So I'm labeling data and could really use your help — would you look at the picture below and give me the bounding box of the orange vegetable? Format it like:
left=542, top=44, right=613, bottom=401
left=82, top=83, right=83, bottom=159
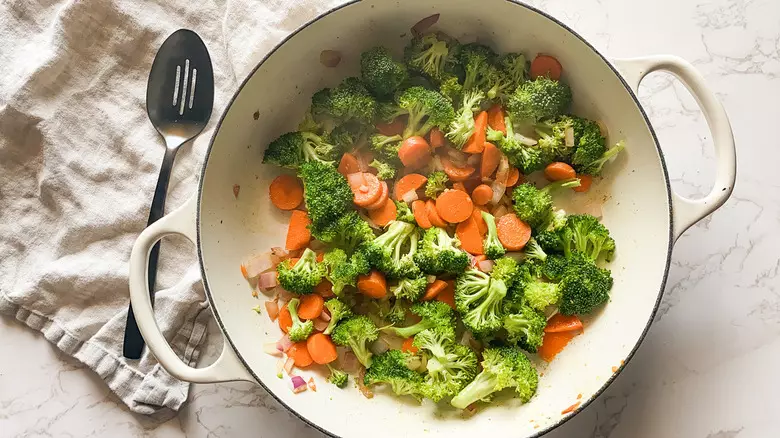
left=314, top=280, right=335, bottom=298
left=401, top=337, right=419, bottom=354
left=306, top=333, right=338, bottom=365
left=428, top=127, right=445, bottom=149
left=298, top=294, right=325, bottom=320
left=285, top=210, right=312, bottom=251
left=496, top=213, right=531, bottom=250
left=422, top=279, right=448, bottom=301
left=412, top=200, right=433, bottom=229
left=544, top=314, right=584, bottom=333
left=462, top=111, right=488, bottom=154
left=544, top=162, right=577, bottom=181
left=441, top=156, right=476, bottom=182
left=357, top=270, right=387, bottom=299
left=538, top=330, right=580, bottom=363
left=480, top=142, right=501, bottom=179
left=398, top=136, right=431, bottom=170
left=368, top=196, right=397, bottom=227
left=269, top=175, right=304, bottom=210
left=487, top=105, right=506, bottom=135
left=349, top=172, right=383, bottom=207
left=435, top=190, right=473, bottom=223
left=573, top=174, right=593, bottom=193
left=561, top=402, right=581, bottom=415
left=376, top=116, right=406, bottom=136
left=278, top=305, right=292, bottom=333
left=365, top=181, right=389, bottom=211
left=394, top=173, right=428, bottom=201
left=471, top=184, right=493, bottom=206
left=452, top=182, right=467, bottom=192
left=337, top=153, right=361, bottom=177
left=425, top=200, right=448, bottom=228
left=456, top=216, right=484, bottom=255
left=288, top=342, right=314, bottom=367
left=436, top=280, right=456, bottom=309
left=506, top=167, right=522, bottom=187
left=530, top=54, right=563, bottom=80
left=472, top=206, right=488, bottom=235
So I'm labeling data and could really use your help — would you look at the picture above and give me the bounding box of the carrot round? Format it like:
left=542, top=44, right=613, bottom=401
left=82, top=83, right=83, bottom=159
left=286, top=210, right=312, bottom=251
left=428, top=127, right=446, bottom=149
left=269, top=175, right=304, bottom=210
left=496, top=213, right=531, bottom=250
left=422, top=279, right=447, bottom=301
left=441, top=157, right=475, bottom=182
left=398, top=136, right=431, bottom=170
left=506, top=167, right=522, bottom=187
left=298, top=294, right=325, bottom=320
left=530, top=54, right=563, bottom=80
left=368, top=196, right=397, bottom=227
left=306, top=333, right=338, bottom=364
left=544, top=314, right=584, bottom=333
left=376, top=116, right=406, bottom=136
left=435, top=190, right=473, bottom=223
left=425, top=200, right=448, bottom=228
left=471, top=184, right=493, bottom=206
left=411, top=200, right=432, bottom=229
left=288, top=342, right=314, bottom=367
left=436, top=280, right=456, bottom=309
left=394, top=173, right=428, bottom=201
left=357, top=270, right=387, bottom=299
left=278, top=305, right=292, bottom=333
left=401, top=337, right=419, bottom=354
left=462, top=111, right=488, bottom=154
left=472, top=206, right=487, bottom=235
left=314, top=280, right=335, bottom=298
left=481, top=142, right=501, bottom=179
left=544, top=162, right=577, bottom=181
left=487, top=105, right=506, bottom=135
left=365, top=181, right=389, bottom=211
left=456, top=216, right=484, bottom=255
left=349, top=172, right=382, bottom=207
left=538, top=330, right=579, bottom=363
left=573, top=174, right=593, bottom=193
left=337, top=153, right=361, bottom=177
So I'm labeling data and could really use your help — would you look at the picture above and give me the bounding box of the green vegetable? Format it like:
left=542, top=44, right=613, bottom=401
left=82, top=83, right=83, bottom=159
left=507, top=76, right=572, bottom=123
left=457, top=43, right=497, bottom=92
left=424, top=170, right=449, bottom=199
left=558, top=253, right=613, bottom=315
left=391, top=276, right=428, bottom=302
left=541, top=253, right=569, bottom=281
left=364, top=350, right=426, bottom=400
left=361, top=46, right=409, bottom=98
left=286, top=298, right=314, bottom=342
left=323, top=298, right=354, bottom=335
left=369, top=133, right=403, bottom=163
left=558, top=214, right=616, bottom=262
left=446, top=89, right=485, bottom=148
left=322, top=249, right=358, bottom=296
left=276, top=248, right=325, bottom=295
left=503, top=305, right=547, bottom=352
left=574, top=141, right=625, bottom=176
left=326, top=364, right=349, bottom=388
left=394, top=201, right=416, bottom=224
left=523, top=278, right=561, bottom=312
left=312, top=211, right=375, bottom=254
left=414, top=227, right=470, bottom=275
left=511, top=179, right=580, bottom=231
left=311, top=77, right=377, bottom=125
left=404, top=34, right=453, bottom=81
left=331, top=315, right=379, bottom=368
left=298, top=161, right=352, bottom=229
left=262, top=131, right=338, bottom=168
left=376, top=100, right=409, bottom=124
left=450, top=346, right=538, bottom=409
left=363, top=220, right=421, bottom=278
left=413, top=328, right=478, bottom=401
left=497, top=53, right=528, bottom=95
left=369, top=159, right=396, bottom=180
left=486, top=116, right=545, bottom=174
left=374, top=297, right=410, bottom=324
left=397, top=86, right=456, bottom=139
left=524, top=237, right=547, bottom=263
left=481, top=211, right=506, bottom=260
left=386, top=301, right=455, bottom=339
left=455, top=258, right=519, bottom=336
left=439, top=73, right=464, bottom=104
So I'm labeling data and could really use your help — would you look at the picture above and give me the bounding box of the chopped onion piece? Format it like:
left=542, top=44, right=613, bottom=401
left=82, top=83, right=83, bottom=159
left=308, top=377, right=317, bottom=392
left=264, top=343, right=282, bottom=356
left=490, top=182, right=506, bottom=205
left=276, top=358, right=285, bottom=378
left=401, top=190, right=418, bottom=203
left=411, top=13, right=440, bottom=36
left=514, top=133, right=538, bottom=146
left=468, top=253, right=479, bottom=269
left=284, top=357, right=295, bottom=375
left=319, top=50, right=341, bottom=67
left=291, top=375, right=307, bottom=393
left=276, top=288, right=295, bottom=303
left=357, top=368, right=374, bottom=399
left=467, top=154, right=481, bottom=167
left=257, top=271, right=279, bottom=290
left=320, top=309, right=331, bottom=322
left=478, top=260, right=494, bottom=272
left=277, top=334, right=294, bottom=352
left=313, top=317, right=329, bottom=332
left=495, top=155, right=510, bottom=184
left=379, top=332, right=404, bottom=350
left=431, top=155, right=444, bottom=171
left=242, top=253, right=272, bottom=279
left=493, top=205, right=508, bottom=219
left=339, top=350, right=360, bottom=374
left=426, top=275, right=437, bottom=284
left=265, top=300, right=280, bottom=321
left=269, top=247, right=289, bottom=266
left=564, top=127, right=575, bottom=147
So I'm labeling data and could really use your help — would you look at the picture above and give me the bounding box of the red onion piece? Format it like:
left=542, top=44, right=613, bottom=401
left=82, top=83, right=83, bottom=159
left=291, top=375, right=307, bottom=393
left=478, top=260, right=494, bottom=272
left=257, top=271, right=279, bottom=290
left=320, top=310, right=331, bottom=322
left=265, top=300, right=280, bottom=321
left=242, top=253, right=272, bottom=279
left=319, top=50, right=341, bottom=67
left=264, top=342, right=282, bottom=356
left=468, top=253, right=479, bottom=269
left=401, top=190, right=418, bottom=203
left=270, top=247, right=290, bottom=266
left=313, top=318, right=329, bottom=332
left=284, top=357, right=295, bottom=375
left=276, top=358, right=285, bottom=377
left=411, top=14, right=440, bottom=36
left=277, top=334, right=294, bottom=352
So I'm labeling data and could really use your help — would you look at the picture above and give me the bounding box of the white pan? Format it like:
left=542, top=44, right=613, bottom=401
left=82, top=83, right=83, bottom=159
left=128, top=1, right=736, bottom=436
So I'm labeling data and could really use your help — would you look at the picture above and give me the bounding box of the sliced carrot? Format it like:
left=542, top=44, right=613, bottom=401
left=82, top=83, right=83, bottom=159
left=481, top=142, right=501, bottom=179
left=306, top=333, right=338, bottom=365
left=456, top=216, right=484, bottom=255
left=487, top=105, right=506, bottom=135
left=573, top=174, right=593, bottom=193
left=544, top=162, right=576, bottom=181
left=365, top=181, right=389, bottom=211
left=435, top=190, right=473, bottom=224
left=394, top=173, right=428, bottom=201
left=401, top=337, right=419, bottom=354
left=288, top=341, right=314, bottom=367
left=338, top=153, right=361, bottom=177
left=398, top=136, right=431, bottom=170
left=368, top=196, right=397, bottom=227
left=298, top=294, right=325, bottom=320
left=349, top=172, right=383, bottom=207
left=452, top=182, right=467, bottom=192
left=462, top=111, right=488, bottom=154
left=538, top=330, right=580, bottom=363
left=471, top=184, right=493, bottom=206
left=357, top=270, right=387, bottom=299
left=314, top=280, right=335, bottom=298
left=422, top=279, right=447, bottom=301
left=545, top=314, right=584, bottom=333
left=441, top=156, right=476, bottom=182
left=496, top=213, right=531, bottom=251
left=286, top=210, right=312, bottom=251
left=561, top=402, right=581, bottom=415
left=412, top=200, right=433, bottom=229
left=428, top=127, right=445, bottom=149
left=376, top=116, right=406, bottom=136
left=436, top=280, right=456, bottom=309
left=472, top=206, right=487, bottom=236
left=425, top=199, right=448, bottom=228
left=530, top=54, right=563, bottom=80
left=269, top=175, right=304, bottom=211
left=278, top=305, right=292, bottom=333
left=506, top=167, right=522, bottom=187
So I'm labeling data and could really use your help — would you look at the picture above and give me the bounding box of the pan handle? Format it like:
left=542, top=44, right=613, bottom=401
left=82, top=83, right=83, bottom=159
left=128, top=194, right=255, bottom=383
left=613, top=56, right=736, bottom=241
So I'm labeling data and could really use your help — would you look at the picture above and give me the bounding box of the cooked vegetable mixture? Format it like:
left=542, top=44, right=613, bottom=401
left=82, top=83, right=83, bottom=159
left=246, top=29, right=623, bottom=411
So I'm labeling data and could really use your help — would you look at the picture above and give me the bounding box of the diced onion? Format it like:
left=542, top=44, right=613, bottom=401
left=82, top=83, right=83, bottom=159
left=242, top=254, right=272, bottom=279
left=339, top=350, right=360, bottom=374
left=447, top=148, right=468, bottom=164
left=257, top=271, right=278, bottom=290
left=514, top=133, right=538, bottom=146
left=495, top=155, right=510, bottom=184
left=270, top=247, right=290, bottom=266
left=426, top=275, right=437, bottom=284
left=291, top=375, right=307, bottom=393
left=379, top=332, right=404, bottom=350
left=493, top=205, right=508, bottom=219
left=401, top=190, right=418, bottom=203
left=264, top=342, right=282, bottom=356
left=478, top=260, right=494, bottom=272
left=313, top=317, right=329, bottom=332
left=357, top=368, right=374, bottom=399
left=320, top=309, right=331, bottom=322
left=564, top=127, right=575, bottom=147
left=370, top=338, right=391, bottom=355
left=265, top=300, right=280, bottom=321
left=276, top=287, right=295, bottom=303
left=467, top=154, right=481, bottom=167
left=319, top=50, right=341, bottom=67
left=284, top=357, right=295, bottom=375
left=431, top=155, right=444, bottom=171
left=468, top=253, right=479, bottom=269
left=276, top=358, right=286, bottom=378
left=277, top=334, right=294, bottom=352
left=307, top=377, right=317, bottom=392
left=490, top=182, right=506, bottom=205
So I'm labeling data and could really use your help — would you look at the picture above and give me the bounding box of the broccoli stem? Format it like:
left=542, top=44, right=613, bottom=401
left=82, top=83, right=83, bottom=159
left=351, top=339, right=373, bottom=368
left=389, top=320, right=434, bottom=339
left=451, top=371, right=498, bottom=409
left=541, top=178, right=581, bottom=194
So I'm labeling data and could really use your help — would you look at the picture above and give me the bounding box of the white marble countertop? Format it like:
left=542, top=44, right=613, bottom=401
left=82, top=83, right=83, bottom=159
left=2, top=0, right=778, bottom=436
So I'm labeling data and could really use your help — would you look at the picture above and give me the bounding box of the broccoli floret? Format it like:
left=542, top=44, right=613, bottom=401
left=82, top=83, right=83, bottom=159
left=503, top=305, right=546, bottom=352
left=507, top=76, right=572, bottom=123
left=568, top=117, right=607, bottom=171
left=262, top=131, right=338, bottom=168
left=286, top=298, right=315, bottom=342
left=322, top=249, right=358, bottom=296
left=298, top=161, right=353, bottom=228
left=450, top=346, right=538, bottom=409
left=487, top=116, right=545, bottom=174
left=326, top=363, right=349, bottom=388
left=523, top=277, right=561, bottom=312
left=424, top=170, right=449, bottom=199
left=524, top=237, right=547, bottom=263
left=311, top=77, right=377, bottom=125
left=394, top=201, right=416, bottom=224
left=369, top=159, right=396, bottom=180
left=276, top=248, right=325, bottom=295
left=386, top=301, right=455, bottom=339
left=575, top=141, right=625, bottom=176
left=534, top=116, right=576, bottom=163
left=498, top=53, right=528, bottom=94
left=535, top=210, right=567, bottom=254
left=375, top=100, right=409, bottom=124
left=541, top=253, right=568, bottom=281
left=481, top=211, right=506, bottom=260
left=374, top=297, right=410, bottom=324
left=511, top=179, right=581, bottom=231
left=363, top=220, right=421, bottom=278
left=361, top=46, right=409, bottom=98
left=445, top=89, right=485, bottom=148
left=558, top=254, right=614, bottom=315
left=369, top=133, right=403, bottom=163
left=457, top=43, right=497, bottom=92
left=413, top=227, right=470, bottom=275
left=322, top=298, right=353, bottom=335
left=439, top=73, right=464, bottom=104
left=397, top=86, right=455, bottom=139
left=312, top=211, right=376, bottom=254
left=558, top=214, right=616, bottom=262
left=404, top=34, right=453, bottom=81
left=413, top=329, right=478, bottom=401
left=364, top=350, right=426, bottom=400
left=298, top=110, right=323, bottom=134
left=331, top=315, right=379, bottom=368
left=391, top=276, right=428, bottom=302
left=455, top=259, right=517, bottom=336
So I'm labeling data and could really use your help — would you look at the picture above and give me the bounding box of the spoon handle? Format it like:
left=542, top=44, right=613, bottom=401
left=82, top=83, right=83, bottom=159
left=123, top=146, right=178, bottom=359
